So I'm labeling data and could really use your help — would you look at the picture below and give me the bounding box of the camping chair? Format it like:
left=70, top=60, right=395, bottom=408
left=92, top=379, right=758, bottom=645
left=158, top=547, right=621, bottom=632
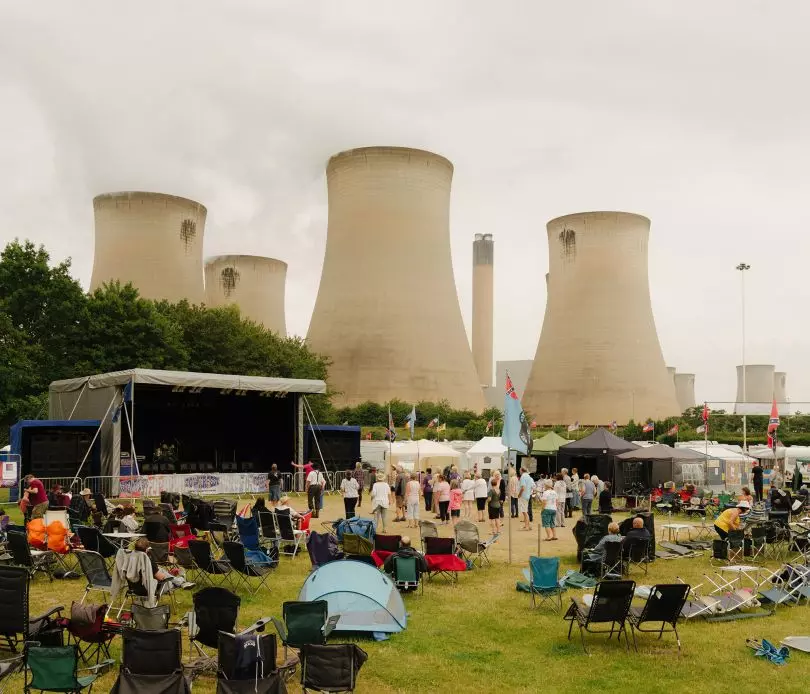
left=565, top=579, right=635, bottom=654
left=272, top=600, right=339, bottom=662
left=207, top=522, right=229, bottom=552
left=523, top=556, right=563, bottom=612
left=423, top=536, right=466, bottom=585
left=276, top=513, right=306, bottom=558
left=0, top=654, right=23, bottom=693
left=392, top=555, right=423, bottom=594
left=622, top=537, right=650, bottom=576
left=213, top=500, right=237, bottom=528
left=188, top=540, right=233, bottom=588
left=257, top=511, right=280, bottom=549
left=131, top=604, right=171, bottom=631
left=628, top=584, right=690, bottom=651
left=0, top=566, right=65, bottom=652
left=418, top=520, right=438, bottom=552
left=124, top=564, right=177, bottom=618
left=23, top=644, right=107, bottom=694
left=186, top=587, right=241, bottom=672
left=727, top=529, right=745, bottom=564
left=63, top=602, right=116, bottom=665
left=143, top=519, right=170, bottom=544
left=757, top=564, right=810, bottom=609
left=172, top=546, right=197, bottom=581
left=217, top=626, right=280, bottom=693
left=6, top=531, right=56, bottom=582
left=162, top=492, right=180, bottom=510
left=749, top=525, right=768, bottom=563
left=300, top=643, right=368, bottom=694
left=111, top=627, right=190, bottom=694
left=74, top=551, right=117, bottom=611
left=307, top=532, right=343, bottom=569
left=168, top=524, right=194, bottom=552
left=601, top=542, right=624, bottom=579
left=75, top=527, right=117, bottom=565
left=222, top=541, right=274, bottom=594
left=371, top=534, right=401, bottom=568
left=454, top=520, right=495, bottom=568
left=342, top=533, right=374, bottom=566
left=94, top=494, right=110, bottom=518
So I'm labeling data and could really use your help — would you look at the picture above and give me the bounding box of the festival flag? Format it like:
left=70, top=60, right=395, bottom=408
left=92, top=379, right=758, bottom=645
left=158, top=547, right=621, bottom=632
left=404, top=406, right=416, bottom=439
left=502, top=372, right=532, bottom=454
left=486, top=419, right=494, bottom=432
left=530, top=419, right=537, bottom=429
left=365, top=432, right=372, bottom=440
left=567, top=421, right=580, bottom=432
left=386, top=410, right=397, bottom=442
left=437, top=423, right=447, bottom=432
left=667, top=424, right=679, bottom=436
left=427, top=417, right=438, bottom=429
left=609, top=420, right=618, bottom=431
left=642, top=421, right=654, bottom=433
left=696, top=424, right=706, bottom=434
left=767, top=398, right=780, bottom=450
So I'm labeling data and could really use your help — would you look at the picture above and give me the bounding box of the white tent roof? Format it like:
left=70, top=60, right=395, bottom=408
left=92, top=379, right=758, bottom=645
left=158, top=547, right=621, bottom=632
left=680, top=444, right=757, bottom=463
left=388, top=439, right=461, bottom=471
left=466, top=437, right=508, bottom=458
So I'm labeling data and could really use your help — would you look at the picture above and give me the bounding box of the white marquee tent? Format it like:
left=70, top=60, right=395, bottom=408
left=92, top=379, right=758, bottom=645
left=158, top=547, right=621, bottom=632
left=465, top=437, right=509, bottom=470
left=387, top=439, right=462, bottom=472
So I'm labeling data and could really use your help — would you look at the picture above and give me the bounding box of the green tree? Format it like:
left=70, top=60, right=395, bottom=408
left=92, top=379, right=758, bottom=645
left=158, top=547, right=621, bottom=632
left=464, top=418, right=488, bottom=440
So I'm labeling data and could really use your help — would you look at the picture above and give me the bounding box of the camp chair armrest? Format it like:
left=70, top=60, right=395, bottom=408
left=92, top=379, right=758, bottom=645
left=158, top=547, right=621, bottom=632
left=271, top=616, right=288, bottom=644
left=522, top=568, right=531, bottom=583
left=82, top=658, right=116, bottom=674
left=32, top=605, right=65, bottom=621
left=239, top=617, right=272, bottom=636
left=323, top=615, right=340, bottom=638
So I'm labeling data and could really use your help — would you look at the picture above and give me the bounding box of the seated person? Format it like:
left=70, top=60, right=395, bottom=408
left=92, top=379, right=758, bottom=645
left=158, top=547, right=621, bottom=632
left=143, top=506, right=172, bottom=542
left=276, top=495, right=302, bottom=520
left=119, top=505, right=140, bottom=532
left=48, top=484, right=69, bottom=508
left=252, top=496, right=268, bottom=519
left=622, top=516, right=651, bottom=543
left=583, top=522, right=621, bottom=564
left=738, top=486, right=754, bottom=506
left=598, top=482, right=613, bottom=514
left=382, top=535, right=428, bottom=580
left=134, top=537, right=193, bottom=590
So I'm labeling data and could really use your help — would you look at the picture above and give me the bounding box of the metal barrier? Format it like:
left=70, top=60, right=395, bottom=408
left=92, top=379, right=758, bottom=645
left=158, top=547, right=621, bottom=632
left=38, top=476, right=84, bottom=493
left=84, top=473, right=268, bottom=500
left=278, top=473, right=294, bottom=494
left=291, top=472, right=306, bottom=494
left=83, top=476, right=119, bottom=499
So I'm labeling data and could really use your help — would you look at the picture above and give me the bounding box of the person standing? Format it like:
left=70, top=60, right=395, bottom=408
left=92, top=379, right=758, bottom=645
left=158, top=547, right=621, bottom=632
left=580, top=473, right=595, bottom=517
left=540, top=479, right=558, bottom=541
left=487, top=478, right=502, bottom=534
left=461, top=471, right=475, bottom=519
left=508, top=469, right=520, bottom=518
left=267, top=464, right=281, bottom=507
left=473, top=473, right=488, bottom=523
left=770, top=465, right=784, bottom=491
left=352, top=461, right=366, bottom=508
left=405, top=473, right=421, bottom=528
left=518, top=467, right=534, bottom=531
left=394, top=466, right=409, bottom=522
left=751, top=462, right=764, bottom=502
left=553, top=473, right=567, bottom=528
left=24, top=474, right=48, bottom=508
left=305, top=467, right=325, bottom=518
left=495, top=470, right=507, bottom=519
left=340, top=470, right=359, bottom=519
left=370, top=472, right=394, bottom=532
left=422, top=468, right=434, bottom=513
left=570, top=468, right=581, bottom=511
left=562, top=468, right=573, bottom=518
left=449, top=480, right=463, bottom=527
left=434, top=474, right=451, bottom=525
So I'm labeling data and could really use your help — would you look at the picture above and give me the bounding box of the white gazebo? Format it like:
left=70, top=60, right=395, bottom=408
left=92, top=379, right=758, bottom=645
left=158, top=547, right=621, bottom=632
left=466, top=436, right=509, bottom=471
left=387, top=439, right=462, bottom=472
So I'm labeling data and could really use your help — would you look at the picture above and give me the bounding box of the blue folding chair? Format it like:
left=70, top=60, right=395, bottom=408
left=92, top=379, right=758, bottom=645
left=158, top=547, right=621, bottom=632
left=523, top=556, right=564, bottom=612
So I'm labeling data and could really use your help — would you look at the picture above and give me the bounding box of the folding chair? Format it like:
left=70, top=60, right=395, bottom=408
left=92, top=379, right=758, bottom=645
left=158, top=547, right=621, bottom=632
left=172, top=546, right=197, bottom=582
left=168, top=524, right=194, bottom=552
left=63, top=602, right=116, bottom=665
left=727, top=530, right=745, bottom=564
left=6, top=531, right=56, bottom=582
left=188, top=540, right=233, bottom=588
left=392, top=555, right=422, bottom=594
left=307, top=532, right=343, bottom=569
left=217, top=627, right=281, bottom=693
left=272, top=600, right=339, bottom=662
left=111, top=627, right=190, bottom=693
left=75, top=527, right=117, bottom=565
left=0, top=654, right=23, bottom=694
left=418, top=520, right=438, bottom=552
left=523, top=556, right=563, bottom=612
left=342, top=533, right=375, bottom=566
left=131, top=604, right=171, bottom=631
left=276, top=513, right=306, bottom=558
left=628, top=584, right=690, bottom=651
left=74, top=551, right=117, bottom=610
left=423, top=537, right=466, bottom=585
left=213, top=500, right=237, bottom=528
left=564, top=579, right=635, bottom=654
left=222, top=541, right=274, bottom=594
left=187, top=587, right=241, bottom=663
left=692, top=506, right=717, bottom=541
left=143, top=519, right=170, bottom=544
left=372, top=534, right=401, bottom=568
left=24, top=644, right=106, bottom=694
left=257, top=511, right=280, bottom=550
left=749, top=525, right=768, bottom=563
left=757, top=564, right=810, bottom=609
left=124, top=568, right=177, bottom=619
left=601, top=542, right=623, bottom=579
left=0, top=566, right=65, bottom=653
left=454, top=520, right=495, bottom=568
left=622, top=537, right=650, bottom=576
left=300, top=643, right=367, bottom=694
left=207, top=522, right=229, bottom=552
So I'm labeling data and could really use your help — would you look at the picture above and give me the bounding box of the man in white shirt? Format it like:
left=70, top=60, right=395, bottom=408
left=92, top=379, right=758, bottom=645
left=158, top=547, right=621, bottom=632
left=306, top=468, right=326, bottom=518
left=518, top=467, right=534, bottom=531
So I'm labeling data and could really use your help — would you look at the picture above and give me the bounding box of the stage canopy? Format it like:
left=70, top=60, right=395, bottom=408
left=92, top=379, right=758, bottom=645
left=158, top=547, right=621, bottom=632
left=557, top=428, right=638, bottom=481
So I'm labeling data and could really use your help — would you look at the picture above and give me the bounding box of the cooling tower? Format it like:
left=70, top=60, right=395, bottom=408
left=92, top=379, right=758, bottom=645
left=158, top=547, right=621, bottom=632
left=735, top=364, right=775, bottom=405
left=90, top=192, right=206, bottom=303
left=205, top=255, right=287, bottom=335
left=774, top=371, right=788, bottom=404
left=523, top=211, right=679, bottom=425
left=667, top=366, right=676, bottom=384
left=674, top=373, right=696, bottom=414
left=472, top=234, right=494, bottom=387
left=307, top=146, right=485, bottom=410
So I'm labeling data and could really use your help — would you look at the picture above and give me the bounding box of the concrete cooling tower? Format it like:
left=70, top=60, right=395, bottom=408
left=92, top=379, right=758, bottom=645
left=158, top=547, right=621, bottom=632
left=523, top=211, right=679, bottom=425
left=307, top=146, right=485, bottom=411
left=674, top=373, right=696, bottom=413
left=90, top=192, right=206, bottom=303
left=667, top=366, right=676, bottom=383
left=205, top=255, right=287, bottom=336
left=735, top=364, right=775, bottom=405
left=472, top=234, right=494, bottom=387
left=774, top=371, right=788, bottom=404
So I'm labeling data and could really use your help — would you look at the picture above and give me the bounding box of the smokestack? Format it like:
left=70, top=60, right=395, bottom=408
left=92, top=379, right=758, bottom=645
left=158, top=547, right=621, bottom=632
left=524, top=211, right=679, bottom=424
left=307, top=146, right=485, bottom=410
left=774, top=371, right=787, bottom=404
left=735, top=364, right=775, bottom=407
left=674, top=373, right=696, bottom=414
left=205, top=255, right=287, bottom=336
left=90, top=192, right=206, bottom=303
left=472, top=233, right=494, bottom=387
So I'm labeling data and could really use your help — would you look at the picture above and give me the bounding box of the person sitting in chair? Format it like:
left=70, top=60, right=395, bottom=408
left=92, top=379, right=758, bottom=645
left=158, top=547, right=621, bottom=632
left=134, top=538, right=194, bottom=590
left=382, top=535, right=428, bottom=581
left=583, top=522, right=622, bottom=564
left=623, top=516, right=651, bottom=542
left=143, top=506, right=171, bottom=542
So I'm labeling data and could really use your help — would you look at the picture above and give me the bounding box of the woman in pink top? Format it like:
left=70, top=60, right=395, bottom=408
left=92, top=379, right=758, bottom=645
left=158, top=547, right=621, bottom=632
left=449, top=479, right=463, bottom=527
left=434, top=474, right=451, bottom=525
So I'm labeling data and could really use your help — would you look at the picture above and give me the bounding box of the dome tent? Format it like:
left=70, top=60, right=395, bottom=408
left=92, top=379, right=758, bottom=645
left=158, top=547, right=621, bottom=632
left=298, top=560, right=407, bottom=635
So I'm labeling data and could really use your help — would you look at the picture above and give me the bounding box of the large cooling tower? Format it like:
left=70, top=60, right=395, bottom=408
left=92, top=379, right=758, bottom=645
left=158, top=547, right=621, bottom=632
left=307, top=146, right=485, bottom=410
left=667, top=366, right=676, bottom=384
left=735, top=364, right=775, bottom=405
left=674, top=373, right=696, bottom=413
left=90, top=192, right=206, bottom=303
left=472, top=234, right=494, bottom=387
left=205, top=255, right=287, bottom=335
left=523, top=211, right=679, bottom=424
left=774, top=371, right=788, bottom=403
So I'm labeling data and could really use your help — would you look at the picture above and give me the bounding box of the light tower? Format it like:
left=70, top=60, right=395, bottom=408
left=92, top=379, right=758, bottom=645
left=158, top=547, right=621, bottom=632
left=472, top=234, right=494, bottom=387
left=307, top=146, right=485, bottom=410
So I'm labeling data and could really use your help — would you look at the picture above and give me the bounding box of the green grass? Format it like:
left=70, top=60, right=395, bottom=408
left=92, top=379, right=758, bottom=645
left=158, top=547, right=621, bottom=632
left=4, top=496, right=810, bottom=693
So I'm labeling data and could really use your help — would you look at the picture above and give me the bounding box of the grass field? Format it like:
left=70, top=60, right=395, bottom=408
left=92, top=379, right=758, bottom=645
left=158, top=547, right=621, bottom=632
left=3, top=495, right=810, bottom=693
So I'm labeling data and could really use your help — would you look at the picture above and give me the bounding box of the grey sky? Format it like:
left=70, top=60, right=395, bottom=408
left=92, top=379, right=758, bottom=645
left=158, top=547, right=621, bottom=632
left=2, top=1, right=808, bottom=408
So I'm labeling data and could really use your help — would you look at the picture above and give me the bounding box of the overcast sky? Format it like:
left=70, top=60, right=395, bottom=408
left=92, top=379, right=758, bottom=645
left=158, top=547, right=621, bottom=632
left=2, top=1, right=809, bottom=408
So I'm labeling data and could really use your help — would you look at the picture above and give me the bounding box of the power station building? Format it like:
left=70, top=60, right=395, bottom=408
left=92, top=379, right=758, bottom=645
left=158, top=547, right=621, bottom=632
left=472, top=234, right=494, bottom=387
left=90, top=192, right=206, bottom=303
left=205, top=255, right=287, bottom=336
left=307, top=146, right=485, bottom=411
left=774, top=371, right=788, bottom=404
left=734, top=364, right=788, bottom=414
left=523, top=211, right=679, bottom=425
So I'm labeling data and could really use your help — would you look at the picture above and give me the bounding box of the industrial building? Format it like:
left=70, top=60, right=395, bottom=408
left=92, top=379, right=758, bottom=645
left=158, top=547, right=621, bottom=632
left=523, top=211, right=679, bottom=425
left=205, top=254, right=287, bottom=336
left=90, top=191, right=206, bottom=303
left=472, top=234, right=494, bottom=387
left=307, top=146, right=485, bottom=411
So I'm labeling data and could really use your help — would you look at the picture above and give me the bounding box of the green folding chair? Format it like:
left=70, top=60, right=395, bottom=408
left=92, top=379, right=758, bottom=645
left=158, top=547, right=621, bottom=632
left=271, top=600, right=339, bottom=661
left=24, top=644, right=106, bottom=693
left=392, top=555, right=422, bottom=594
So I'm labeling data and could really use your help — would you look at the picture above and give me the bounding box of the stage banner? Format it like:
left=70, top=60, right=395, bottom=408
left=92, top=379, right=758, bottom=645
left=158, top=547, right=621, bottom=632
left=120, top=472, right=267, bottom=498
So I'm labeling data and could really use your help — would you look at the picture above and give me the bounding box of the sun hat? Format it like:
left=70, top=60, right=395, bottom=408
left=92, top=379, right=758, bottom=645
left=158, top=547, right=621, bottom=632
left=279, top=495, right=290, bottom=504
left=737, top=500, right=751, bottom=510
left=80, top=488, right=92, bottom=496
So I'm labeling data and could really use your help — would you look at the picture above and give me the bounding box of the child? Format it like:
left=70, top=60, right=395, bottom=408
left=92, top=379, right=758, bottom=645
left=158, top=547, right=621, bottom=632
left=449, top=479, right=463, bottom=527
left=487, top=478, right=502, bottom=534
left=405, top=473, right=421, bottom=528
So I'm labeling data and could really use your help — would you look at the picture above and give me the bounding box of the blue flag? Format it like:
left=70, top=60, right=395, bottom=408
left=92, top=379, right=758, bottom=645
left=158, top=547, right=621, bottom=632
left=501, top=373, right=532, bottom=454
left=123, top=380, right=133, bottom=403
left=405, top=406, right=416, bottom=439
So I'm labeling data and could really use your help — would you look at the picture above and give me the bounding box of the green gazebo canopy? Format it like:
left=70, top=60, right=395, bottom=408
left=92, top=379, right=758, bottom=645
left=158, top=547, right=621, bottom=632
left=532, top=431, right=571, bottom=454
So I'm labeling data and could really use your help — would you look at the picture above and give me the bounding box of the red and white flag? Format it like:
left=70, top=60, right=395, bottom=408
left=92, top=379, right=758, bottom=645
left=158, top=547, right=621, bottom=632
left=486, top=419, right=494, bottom=432
left=767, top=398, right=780, bottom=450
left=699, top=403, right=709, bottom=435
left=642, top=422, right=654, bottom=433
left=667, top=424, right=679, bottom=436
left=427, top=417, right=438, bottom=429
left=530, top=419, right=537, bottom=429
left=609, top=420, right=618, bottom=431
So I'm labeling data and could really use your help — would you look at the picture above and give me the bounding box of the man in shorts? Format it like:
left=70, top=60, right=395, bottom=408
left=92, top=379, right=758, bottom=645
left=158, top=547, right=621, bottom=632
left=394, top=465, right=409, bottom=522
left=518, top=467, right=534, bottom=531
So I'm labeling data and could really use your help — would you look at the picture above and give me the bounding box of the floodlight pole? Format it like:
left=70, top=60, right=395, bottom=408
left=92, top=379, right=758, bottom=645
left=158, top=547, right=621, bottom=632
left=736, top=262, right=750, bottom=452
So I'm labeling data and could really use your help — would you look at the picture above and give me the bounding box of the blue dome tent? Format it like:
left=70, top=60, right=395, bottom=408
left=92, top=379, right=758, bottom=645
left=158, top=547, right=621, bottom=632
left=298, top=560, right=407, bottom=635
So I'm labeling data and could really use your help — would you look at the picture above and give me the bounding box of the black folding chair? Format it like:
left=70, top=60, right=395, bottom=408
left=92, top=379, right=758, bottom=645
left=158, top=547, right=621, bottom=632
left=564, top=580, right=635, bottom=654
left=222, top=541, right=273, bottom=594
left=217, top=627, right=281, bottom=693
left=300, top=643, right=368, bottom=694
left=74, top=551, right=117, bottom=611
left=622, top=537, right=650, bottom=575
left=131, top=604, right=171, bottom=631
left=0, top=565, right=64, bottom=653
left=628, top=584, right=690, bottom=652
left=75, top=526, right=117, bottom=565
left=187, top=587, right=241, bottom=664
left=111, top=627, right=190, bottom=693
left=6, top=531, right=56, bottom=582
left=188, top=540, right=233, bottom=588
left=257, top=512, right=280, bottom=550
left=601, top=542, right=623, bottom=579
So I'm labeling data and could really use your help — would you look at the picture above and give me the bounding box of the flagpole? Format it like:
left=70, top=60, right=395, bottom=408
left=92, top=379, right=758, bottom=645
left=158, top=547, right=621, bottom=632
left=388, top=404, right=392, bottom=472
left=703, top=402, right=710, bottom=489
left=507, top=447, right=512, bottom=565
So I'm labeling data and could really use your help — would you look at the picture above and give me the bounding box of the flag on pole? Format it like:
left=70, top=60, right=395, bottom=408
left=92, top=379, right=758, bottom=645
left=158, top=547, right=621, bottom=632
left=642, top=421, right=654, bottom=433
left=609, top=420, right=618, bottom=431
left=701, top=403, right=709, bottom=427
left=437, top=423, right=447, bottom=432
left=696, top=424, right=706, bottom=434
left=567, top=421, right=580, bottom=432
left=486, top=419, right=494, bottom=432
left=386, top=410, right=397, bottom=442
left=501, top=372, right=532, bottom=454
left=427, top=418, right=438, bottom=429
left=667, top=424, right=679, bottom=436
left=767, top=398, right=779, bottom=450
left=404, top=406, right=416, bottom=439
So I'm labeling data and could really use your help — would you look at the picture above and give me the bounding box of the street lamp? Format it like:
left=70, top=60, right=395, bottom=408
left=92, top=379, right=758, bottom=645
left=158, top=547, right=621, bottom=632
left=736, top=262, right=751, bottom=450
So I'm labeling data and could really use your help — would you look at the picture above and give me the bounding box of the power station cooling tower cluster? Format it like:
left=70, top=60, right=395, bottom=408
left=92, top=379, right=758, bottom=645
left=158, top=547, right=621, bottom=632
left=205, top=255, right=287, bottom=335
left=735, top=365, right=788, bottom=413
left=90, top=192, right=207, bottom=303
left=307, top=146, right=485, bottom=410
left=472, top=234, right=494, bottom=387
left=523, top=212, right=679, bottom=425
left=674, top=374, right=696, bottom=413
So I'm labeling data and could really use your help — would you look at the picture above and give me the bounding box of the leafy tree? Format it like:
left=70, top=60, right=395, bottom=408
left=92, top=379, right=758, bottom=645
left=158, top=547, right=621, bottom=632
left=464, top=418, right=488, bottom=440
